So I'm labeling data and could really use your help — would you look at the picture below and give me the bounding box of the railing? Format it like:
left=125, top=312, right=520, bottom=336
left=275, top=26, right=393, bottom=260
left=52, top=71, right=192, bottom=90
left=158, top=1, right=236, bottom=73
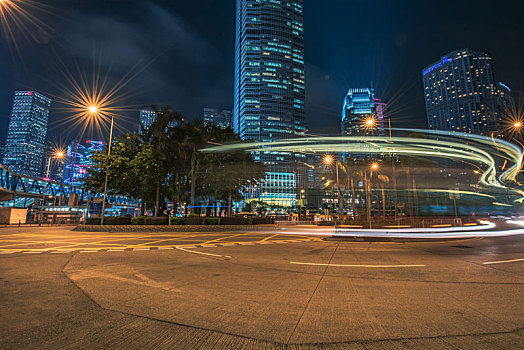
left=0, top=163, right=138, bottom=207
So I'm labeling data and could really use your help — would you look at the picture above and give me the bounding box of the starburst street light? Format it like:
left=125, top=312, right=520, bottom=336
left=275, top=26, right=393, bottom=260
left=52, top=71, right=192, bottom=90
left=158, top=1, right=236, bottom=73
left=365, top=118, right=376, bottom=127
left=323, top=155, right=334, bottom=165
left=514, top=121, right=522, bottom=128
left=371, top=162, right=379, bottom=171
left=88, top=106, right=98, bottom=114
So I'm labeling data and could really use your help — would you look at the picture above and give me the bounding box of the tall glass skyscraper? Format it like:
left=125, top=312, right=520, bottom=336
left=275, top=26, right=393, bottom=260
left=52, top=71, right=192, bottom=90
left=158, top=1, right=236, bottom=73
left=234, top=0, right=306, bottom=207
left=63, top=140, right=105, bottom=187
left=422, top=49, right=503, bottom=136
left=342, top=88, right=385, bottom=136
left=3, top=91, right=51, bottom=177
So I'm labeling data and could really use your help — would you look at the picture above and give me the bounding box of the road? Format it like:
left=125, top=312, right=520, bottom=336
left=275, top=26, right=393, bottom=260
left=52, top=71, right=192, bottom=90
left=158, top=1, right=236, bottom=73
left=0, top=226, right=523, bottom=349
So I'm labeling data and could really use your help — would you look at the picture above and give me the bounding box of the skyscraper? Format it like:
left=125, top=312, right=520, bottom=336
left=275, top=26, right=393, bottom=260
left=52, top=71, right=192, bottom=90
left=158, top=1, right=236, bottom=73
left=422, top=49, right=504, bottom=136
left=139, top=108, right=158, bottom=133
left=203, top=108, right=233, bottom=130
left=234, top=0, right=305, bottom=141
left=234, top=0, right=306, bottom=207
left=342, top=88, right=385, bottom=136
left=63, top=140, right=105, bottom=187
left=3, top=91, right=51, bottom=177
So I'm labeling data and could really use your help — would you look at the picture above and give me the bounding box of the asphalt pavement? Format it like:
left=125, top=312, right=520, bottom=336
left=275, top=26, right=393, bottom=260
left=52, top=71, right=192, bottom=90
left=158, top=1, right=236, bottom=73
left=0, top=226, right=522, bottom=349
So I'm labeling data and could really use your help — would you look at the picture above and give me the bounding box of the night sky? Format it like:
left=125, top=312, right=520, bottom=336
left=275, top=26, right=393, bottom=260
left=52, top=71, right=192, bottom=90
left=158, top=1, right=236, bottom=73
left=0, top=0, right=523, bottom=142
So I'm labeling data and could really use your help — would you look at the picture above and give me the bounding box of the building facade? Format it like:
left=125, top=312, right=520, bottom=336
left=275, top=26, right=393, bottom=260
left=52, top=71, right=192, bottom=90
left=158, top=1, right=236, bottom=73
left=63, top=140, right=105, bottom=187
left=3, top=91, right=51, bottom=178
left=203, top=108, right=233, bottom=129
left=342, top=88, right=385, bottom=136
left=234, top=0, right=306, bottom=207
left=139, top=109, right=158, bottom=133
left=422, top=49, right=504, bottom=136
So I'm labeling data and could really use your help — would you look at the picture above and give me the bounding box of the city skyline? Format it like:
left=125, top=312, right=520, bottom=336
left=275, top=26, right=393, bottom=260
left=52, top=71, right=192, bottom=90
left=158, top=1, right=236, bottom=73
left=1, top=1, right=522, bottom=142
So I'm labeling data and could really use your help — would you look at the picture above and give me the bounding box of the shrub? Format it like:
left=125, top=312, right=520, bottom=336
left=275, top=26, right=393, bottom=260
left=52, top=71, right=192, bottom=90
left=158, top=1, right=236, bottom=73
left=144, top=217, right=168, bottom=225
left=131, top=216, right=146, bottom=225
left=252, top=217, right=274, bottom=225
left=104, top=216, right=132, bottom=225
left=204, top=217, right=220, bottom=225
left=85, top=218, right=101, bottom=225
left=317, top=221, right=336, bottom=226
left=187, top=216, right=205, bottom=225
left=221, top=217, right=253, bottom=225
left=170, top=217, right=188, bottom=225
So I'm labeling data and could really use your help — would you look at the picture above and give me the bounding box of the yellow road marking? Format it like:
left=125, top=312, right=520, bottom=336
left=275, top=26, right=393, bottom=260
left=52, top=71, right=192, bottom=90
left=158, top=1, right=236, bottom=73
left=290, top=261, right=426, bottom=268
left=259, top=233, right=280, bottom=242
left=201, top=234, right=243, bottom=245
left=483, top=258, right=524, bottom=265
left=176, top=246, right=232, bottom=259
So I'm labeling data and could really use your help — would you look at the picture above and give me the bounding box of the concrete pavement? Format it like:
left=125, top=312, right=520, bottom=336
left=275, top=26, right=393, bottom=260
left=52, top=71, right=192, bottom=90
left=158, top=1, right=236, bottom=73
left=0, top=226, right=522, bottom=349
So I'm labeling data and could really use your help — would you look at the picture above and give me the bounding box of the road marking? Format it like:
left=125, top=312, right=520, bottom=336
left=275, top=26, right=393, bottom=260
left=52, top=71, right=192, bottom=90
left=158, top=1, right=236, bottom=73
left=290, top=261, right=426, bottom=268
left=79, top=250, right=98, bottom=253
left=23, top=251, right=44, bottom=254
left=483, top=258, right=524, bottom=265
left=259, top=233, right=280, bottom=242
left=133, top=248, right=151, bottom=251
left=107, top=249, right=125, bottom=252
left=51, top=251, right=73, bottom=254
left=0, top=251, right=16, bottom=254
left=176, top=246, right=232, bottom=259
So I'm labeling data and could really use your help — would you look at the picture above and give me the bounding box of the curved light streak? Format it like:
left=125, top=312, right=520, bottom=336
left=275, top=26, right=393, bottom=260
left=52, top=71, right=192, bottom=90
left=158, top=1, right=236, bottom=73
left=202, top=129, right=524, bottom=203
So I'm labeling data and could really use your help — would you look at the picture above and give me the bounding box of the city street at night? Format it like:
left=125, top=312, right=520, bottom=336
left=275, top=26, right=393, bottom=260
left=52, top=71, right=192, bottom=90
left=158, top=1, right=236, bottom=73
left=0, top=226, right=522, bottom=349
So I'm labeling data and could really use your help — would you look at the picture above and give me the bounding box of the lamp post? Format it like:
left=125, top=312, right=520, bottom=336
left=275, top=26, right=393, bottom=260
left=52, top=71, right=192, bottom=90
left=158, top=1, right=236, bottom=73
left=39, top=151, right=65, bottom=226
left=323, top=155, right=343, bottom=223
left=299, top=188, right=305, bottom=221
left=100, top=113, right=114, bottom=225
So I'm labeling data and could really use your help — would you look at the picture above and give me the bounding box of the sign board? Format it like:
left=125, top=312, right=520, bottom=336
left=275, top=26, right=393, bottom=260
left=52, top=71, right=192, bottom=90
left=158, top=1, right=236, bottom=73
left=89, top=202, right=103, bottom=215
left=449, top=188, right=460, bottom=200
left=166, top=202, right=174, bottom=210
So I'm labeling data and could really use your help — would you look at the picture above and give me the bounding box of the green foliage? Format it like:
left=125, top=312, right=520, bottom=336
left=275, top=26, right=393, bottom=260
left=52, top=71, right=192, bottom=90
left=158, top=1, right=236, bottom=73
left=83, top=107, right=265, bottom=218
left=221, top=217, right=253, bottom=225
left=131, top=216, right=146, bottom=225
left=144, top=217, right=169, bottom=225
left=204, top=217, right=220, bottom=225
left=170, top=217, right=188, bottom=225
left=85, top=217, right=131, bottom=225
left=187, top=216, right=205, bottom=225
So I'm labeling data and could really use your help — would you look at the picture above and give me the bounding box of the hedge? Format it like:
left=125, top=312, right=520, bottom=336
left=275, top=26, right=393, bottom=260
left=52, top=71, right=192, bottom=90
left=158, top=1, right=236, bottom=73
left=170, top=217, right=188, bottom=225
left=131, top=216, right=145, bottom=225
left=85, top=217, right=131, bottom=225
left=144, top=217, right=168, bottom=225
left=220, top=217, right=253, bottom=225
left=252, top=217, right=274, bottom=225
left=204, top=217, right=220, bottom=225
left=317, top=221, right=336, bottom=226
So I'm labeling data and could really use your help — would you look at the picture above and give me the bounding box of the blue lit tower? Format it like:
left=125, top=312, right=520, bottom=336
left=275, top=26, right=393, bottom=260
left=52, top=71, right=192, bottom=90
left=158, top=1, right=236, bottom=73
left=342, top=88, right=385, bottom=136
left=3, top=91, right=51, bottom=177
left=422, top=49, right=504, bottom=136
left=203, top=108, right=233, bottom=130
left=234, top=0, right=306, bottom=207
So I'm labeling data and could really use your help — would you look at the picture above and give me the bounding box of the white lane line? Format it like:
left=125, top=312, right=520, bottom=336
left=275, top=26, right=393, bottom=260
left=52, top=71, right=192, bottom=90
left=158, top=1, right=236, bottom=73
left=483, top=258, right=524, bottom=265
left=133, top=248, right=151, bottom=251
left=51, top=251, right=73, bottom=254
left=0, top=251, right=17, bottom=254
left=79, top=250, right=98, bottom=253
left=176, top=246, right=232, bottom=259
left=290, top=261, right=426, bottom=268
left=23, top=251, right=44, bottom=254
left=157, top=247, right=173, bottom=250
left=107, top=249, right=125, bottom=252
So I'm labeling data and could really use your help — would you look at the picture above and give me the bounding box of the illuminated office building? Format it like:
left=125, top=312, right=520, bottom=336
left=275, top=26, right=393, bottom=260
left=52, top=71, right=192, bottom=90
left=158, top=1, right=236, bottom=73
left=139, top=108, right=158, bottom=133
left=3, top=91, right=51, bottom=177
left=203, top=108, right=233, bottom=130
left=63, top=140, right=104, bottom=187
left=422, top=49, right=504, bottom=136
left=342, top=88, right=385, bottom=136
left=234, top=0, right=306, bottom=207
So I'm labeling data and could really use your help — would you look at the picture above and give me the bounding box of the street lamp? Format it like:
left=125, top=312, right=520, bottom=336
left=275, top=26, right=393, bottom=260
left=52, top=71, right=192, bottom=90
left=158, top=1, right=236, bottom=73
left=299, top=189, right=305, bottom=221
left=323, top=155, right=342, bottom=223
left=97, top=105, right=115, bottom=226
left=39, top=150, right=65, bottom=226
left=365, top=118, right=376, bottom=127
